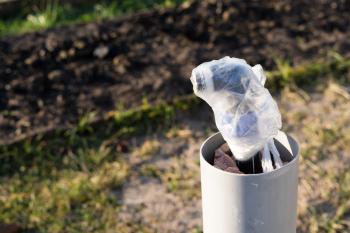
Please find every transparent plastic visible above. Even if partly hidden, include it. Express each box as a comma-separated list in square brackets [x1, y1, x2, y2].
[191, 56, 281, 161]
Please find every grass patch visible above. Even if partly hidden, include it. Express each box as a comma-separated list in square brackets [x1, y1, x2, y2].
[0, 120, 129, 232]
[300, 168, 350, 233]
[0, 95, 201, 232]
[0, 95, 200, 175]
[266, 55, 350, 91]
[0, 0, 186, 37]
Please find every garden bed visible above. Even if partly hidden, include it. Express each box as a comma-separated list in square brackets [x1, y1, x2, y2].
[1, 0, 350, 143]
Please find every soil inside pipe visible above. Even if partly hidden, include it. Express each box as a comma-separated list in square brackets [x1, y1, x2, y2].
[213, 141, 292, 174]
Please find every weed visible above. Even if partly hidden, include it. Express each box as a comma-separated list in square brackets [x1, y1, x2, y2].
[0, 0, 187, 37]
[275, 58, 293, 86]
[137, 140, 161, 157]
[140, 164, 161, 178]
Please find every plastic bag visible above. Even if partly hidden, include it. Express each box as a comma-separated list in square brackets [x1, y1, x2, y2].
[190, 56, 281, 161]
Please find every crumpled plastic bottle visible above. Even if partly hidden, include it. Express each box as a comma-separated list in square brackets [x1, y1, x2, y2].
[190, 56, 281, 161]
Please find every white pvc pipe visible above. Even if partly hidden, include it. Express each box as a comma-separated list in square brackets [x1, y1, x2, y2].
[200, 131, 299, 233]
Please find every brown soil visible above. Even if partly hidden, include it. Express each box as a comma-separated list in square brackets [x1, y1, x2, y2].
[1, 0, 350, 143]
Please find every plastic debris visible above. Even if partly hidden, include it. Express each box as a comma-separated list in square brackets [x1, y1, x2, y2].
[191, 56, 283, 172]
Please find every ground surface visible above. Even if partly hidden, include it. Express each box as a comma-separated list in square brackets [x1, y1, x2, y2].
[1, 0, 350, 143]
[114, 83, 350, 233]
[1, 1, 350, 233]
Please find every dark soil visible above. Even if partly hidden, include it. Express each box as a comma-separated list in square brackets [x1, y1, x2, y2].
[1, 0, 350, 143]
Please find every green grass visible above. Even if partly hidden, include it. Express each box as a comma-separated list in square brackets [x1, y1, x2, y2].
[267, 53, 350, 91]
[0, 0, 186, 37]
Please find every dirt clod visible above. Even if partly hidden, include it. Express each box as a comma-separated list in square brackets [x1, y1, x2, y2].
[214, 148, 242, 174]
[214, 148, 234, 170]
[0, 224, 20, 233]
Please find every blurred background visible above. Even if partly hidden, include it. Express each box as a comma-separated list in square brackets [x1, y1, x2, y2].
[1, 0, 350, 232]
